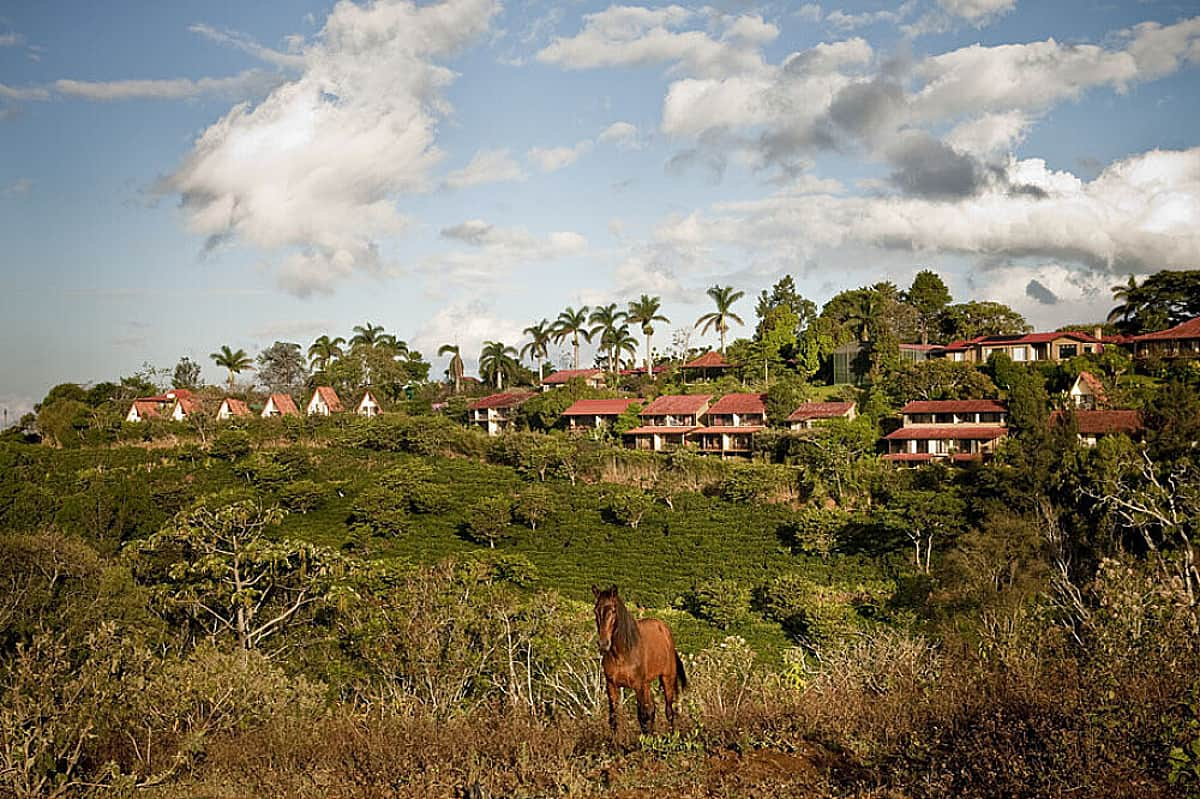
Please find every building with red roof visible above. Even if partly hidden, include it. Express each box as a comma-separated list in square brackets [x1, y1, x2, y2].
[884, 399, 1008, 464]
[261, 393, 300, 418]
[692, 393, 766, 457]
[1051, 409, 1144, 447]
[624, 394, 711, 451]
[306, 386, 344, 416]
[467, 392, 535, 435]
[125, 399, 163, 423]
[1131, 317, 1200, 359]
[169, 394, 207, 421]
[1067, 371, 1107, 410]
[216, 398, 252, 420]
[561, 398, 641, 430]
[935, 330, 1104, 364]
[680, 351, 733, 380]
[356, 389, 382, 418]
[787, 401, 857, 430]
[540, 368, 607, 391]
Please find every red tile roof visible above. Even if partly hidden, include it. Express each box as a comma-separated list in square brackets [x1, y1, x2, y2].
[1133, 316, 1200, 342]
[942, 331, 1102, 350]
[167, 388, 195, 400]
[899, 343, 941, 352]
[561, 398, 641, 416]
[130, 400, 161, 419]
[174, 395, 204, 416]
[264, 393, 300, 417]
[623, 425, 697, 436]
[542, 368, 604, 385]
[691, 425, 766, 434]
[468, 392, 535, 410]
[221, 398, 251, 417]
[311, 386, 344, 412]
[883, 452, 987, 462]
[1074, 371, 1107, 405]
[640, 394, 712, 416]
[787, 401, 856, 422]
[885, 427, 1008, 441]
[900, 400, 1006, 414]
[1052, 409, 1144, 435]
[706, 393, 766, 415]
[682, 351, 732, 369]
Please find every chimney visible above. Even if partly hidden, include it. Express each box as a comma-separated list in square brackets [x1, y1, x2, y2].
[1093, 325, 1103, 340]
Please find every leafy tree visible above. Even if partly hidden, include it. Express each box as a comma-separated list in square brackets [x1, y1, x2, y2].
[881, 360, 998, 405]
[55, 469, 162, 555]
[209, 345, 253, 390]
[38, 383, 87, 409]
[439, 343, 465, 393]
[751, 304, 801, 378]
[307, 335, 346, 373]
[765, 376, 811, 425]
[171, 357, 202, 390]
[132, 500, 351, 650]
[277, 480, 327, 514]
[907, 270, 952, 345]
[1145, 381, 1200, 466]
[792, 417, 878, 505]
[464, 496, 514, 547]
[938, 301, 1030, 341]
[350, 322, 387, 348]
[511, 484, 558, 530]
[779, 506, 850, 558]
[520, 320, 554, 383]
[756, 275, 817, 332]
[1107, 269, 1200, 334]
[600, 487, 652, 529]
[684, 577, 750, 629]
[822, 287, 878, 343]
[348, 486, 410, 539]
[695, 285, 746, 353]
[627, 295, 670, 375]
[36, 399, 90, 448]
[878, 488, 968, 574]
[256, 341, 309, 393]
[208, 429, 252, 461]
[479, 341, 520, 389]
[552, 306, 593, 370]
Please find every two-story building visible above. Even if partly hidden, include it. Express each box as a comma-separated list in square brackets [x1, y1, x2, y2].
[692, 393, 767, 458]
[883, 399, 1007, 463]
[1051, 409, 1145, 447]
[467, 392, 535, 436]
[937, 330, 1104, 364]
[560, 398, 640, 430]
[787, 401, 857, 430]
[1131, 316, 1200, 359]
[624, 394, 711, 451]
[540, 369, 607, 391]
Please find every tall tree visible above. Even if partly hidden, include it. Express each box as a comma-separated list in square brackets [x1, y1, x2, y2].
[1106, 275, 1141, 329]
[520, 320, 554, 383]
[438, 344, 465, 394]
[626, 295, 669, 375]
[602, 324, 640, 371]
[695, 285, 746, 353]
[350, 323, 386, 348]
[256, 342, 309, 393]
[307, 335, 346, 373]
[172, 357, 202, 390]
[907, 270, 952, 345]
[588, 303, 627, 372]
[939, 301, 1031, 341]
[209, 345, 253, 390]
[756, 275, 816, 332]
[1107, 270, 1200, 334]
[479, 341, 519, 390]
[552, 306, 593, 370]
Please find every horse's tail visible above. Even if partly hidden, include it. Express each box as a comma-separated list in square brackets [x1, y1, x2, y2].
[675, 651, 688, 692]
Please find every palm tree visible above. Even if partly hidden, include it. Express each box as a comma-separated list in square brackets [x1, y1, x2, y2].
[479, 341, 519, 390]
[694, 285, 746, 353]
[1107, 275, 1140, 327]
[626, 294, 669, 375]
[552, 306, 593, 370]
[604, 324, 640, 371]
[438, 344, 465, 394]
[589, 303, 628, 372]
[350, 323, 386, 348]
[520, 320, 554, 383]
[307, 335, 346, 372]
[209, 345, 253, 390]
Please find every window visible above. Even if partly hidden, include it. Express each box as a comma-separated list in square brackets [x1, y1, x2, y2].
[1011, 346, 1027, 362]
[1083, 345, 1093, 354]
[1058, 344, 1078, 359]
[978, 412, 1002, 424]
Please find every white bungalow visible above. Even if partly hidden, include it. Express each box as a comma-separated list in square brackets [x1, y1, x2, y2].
[356, 389, 382, 417]
[217, 398, 252, 420]
[261, 393, 300, 418]
[306, 386, 344, 416]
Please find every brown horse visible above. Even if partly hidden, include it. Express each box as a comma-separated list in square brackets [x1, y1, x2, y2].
[592, 584, 687, 735]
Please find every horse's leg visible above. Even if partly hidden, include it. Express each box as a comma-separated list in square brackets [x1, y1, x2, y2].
[606, 678, 620, 735]
[635, 681, 655, 735]
[661, 673, 677, 733]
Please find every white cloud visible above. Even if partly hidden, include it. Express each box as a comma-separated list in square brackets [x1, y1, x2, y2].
[598, 120, 641, 149]
[445, 147, 526, 187]
[937, 0, 1015, 22]
[166, 0, 501, 296]
[0, 33, 24, 47]
[527, 139, 593, 171]
[411, 301, 528, 375]
[795, 5, 823, 23]
[0, 82, 49, 101]
[188, 23, 306, 70]
[55, 70, 283, 101]
[0, 394, 36, 427]
[944, 110, 1032, 157]
[428, 220, 588, 287]
[826, 3, 913, 30]
[3, 178, 32, 196]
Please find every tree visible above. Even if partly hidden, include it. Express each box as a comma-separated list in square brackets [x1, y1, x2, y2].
[438, 344, 465, 394]
[881, 359, 998, 405]
[1106, 275, 1141, 329]
[695, 285, 746, 353]
[307, 335, 346, 373]
[132, 500, 351, 651]
[588, 303, 628, 372]
[879, 489, 967, 574]
[479, 341, 520, 389]
[626, 295, 669, 375]
[256, 341, 309, 393]
[907, 270, 952, 345]
[756, 275, 816, 332]
[209, 345, 253, 390]
[520, 320, 554, 383]
[464, 496, 514, 548]
[172, 357, 202, 390]
[938, 301, 1030, 341]
[601, 487, 652, 529]
[512, 484, 559, 531]
[600, 324, 639, 371]
[1106, 269, 1200, 334]
[36, 399, 89, 448]
[552, 306, 593, 370]
[765, 375, 811, 425]
[350, 323, 387, 348]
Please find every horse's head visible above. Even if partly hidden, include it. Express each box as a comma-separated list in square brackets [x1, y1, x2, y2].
[592, 584, 620, 654]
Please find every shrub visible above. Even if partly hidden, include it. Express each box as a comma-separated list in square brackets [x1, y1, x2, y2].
[755, 573, 860, 648]
[232, 453, 297, 491]
[719, 463, 795, 503]
[600, 487, 652, 529]
[208, 430, 252, 461]
[778, 506, 850, 558]
[347, 486, 409, 538]
[683, 578, 751, 629]
[277, 479, 327, 513]
[378, 463, 451, 513]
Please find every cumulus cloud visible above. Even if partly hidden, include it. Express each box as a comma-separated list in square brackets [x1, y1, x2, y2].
[937, 0, 1016, 23]
[424, 220, 588, 288]
[445, 148, 526, 187]
[826, 4, 914, 31]
[528, 139, 593, 171]
[411, 301, 528, 374]
[56, 70, 283, 101]
[165, 0, 501, 296]
[598, 120, 641, 149]
[1025, 278, 1059, 305]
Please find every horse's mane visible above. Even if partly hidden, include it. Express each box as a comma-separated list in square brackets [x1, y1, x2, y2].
[603, 588, 641, 653]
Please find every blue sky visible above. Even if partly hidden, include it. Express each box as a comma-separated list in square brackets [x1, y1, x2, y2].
[2, 0, 1199, 419]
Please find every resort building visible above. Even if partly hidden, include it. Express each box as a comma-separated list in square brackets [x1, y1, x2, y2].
[937, 330, 1104, 364]
[787, 401, 857, 430]
[468, 392, 535, 436]
[560, 398, 640, 430]
[124, 388, 194, 423]
[1067, 372, 1107, 410]
[540, 369, 606, 391]
[680, 352, 733, 381]
[624, 394, 711, 452]
[355, 389, 381, 417]
[832, 343, 937, 385]
[216, 398, 252, 420]
[883, 399, 1008, 464]
[1131, 317, 1200, 359]
[169, 394, 205, 421]
[306, 386, 343, 416]
[692, 392, 766, 458]
[1052, 409, 1145, 447]
[261, 393, 300, 418]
